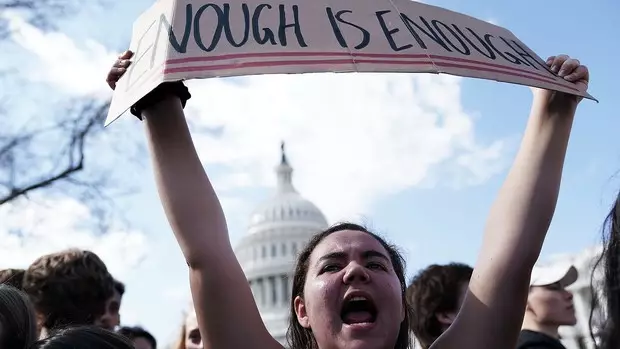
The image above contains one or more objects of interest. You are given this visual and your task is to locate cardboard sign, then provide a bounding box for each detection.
[105,0,596,126]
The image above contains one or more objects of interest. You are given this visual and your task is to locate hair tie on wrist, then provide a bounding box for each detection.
[130,81,192,119]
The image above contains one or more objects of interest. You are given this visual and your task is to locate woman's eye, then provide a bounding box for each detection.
[322,264,341,273]
[367,262,386,270]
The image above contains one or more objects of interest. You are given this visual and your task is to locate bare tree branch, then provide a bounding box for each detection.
[0,0,142,235]
[0,100,108,205]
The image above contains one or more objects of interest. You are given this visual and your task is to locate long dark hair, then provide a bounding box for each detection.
[30,326,134,349]
[0,284,37,349]
[286,222,412,349]
[590,193,620,349]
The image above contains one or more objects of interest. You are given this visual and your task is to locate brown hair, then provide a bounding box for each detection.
[0,268,25,290]
[406,263,473,349]
[22,249,114,331]
[0,284,38,349]
[286,222,412,349]
[114,279,125,296]
[592,193,620,349]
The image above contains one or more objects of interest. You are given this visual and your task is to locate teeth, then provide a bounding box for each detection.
[350,296,367,301]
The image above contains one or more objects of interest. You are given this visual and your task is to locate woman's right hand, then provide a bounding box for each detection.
[106,50,133,90]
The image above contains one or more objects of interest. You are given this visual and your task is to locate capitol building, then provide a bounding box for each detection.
[234,144,329,345]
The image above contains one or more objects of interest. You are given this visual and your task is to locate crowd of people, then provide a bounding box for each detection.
[0,50,617,349]
[0,250,199,349]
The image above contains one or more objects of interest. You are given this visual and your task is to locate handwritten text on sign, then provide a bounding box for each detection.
[106,0,594,125]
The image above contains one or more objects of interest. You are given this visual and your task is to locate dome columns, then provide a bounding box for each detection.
[249,273,291,310]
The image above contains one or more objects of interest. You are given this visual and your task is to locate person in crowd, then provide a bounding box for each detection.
[591,193,620,349]
[22,249,115,336]
[106,50,589,349]
[117,326,157,349]
[406,263,473,348]
[97,279,125,330]
[0,284,37,349]
[517,263,578,349]
[0,268,25,290]
[30,326,133,349]
[173,307,202,349]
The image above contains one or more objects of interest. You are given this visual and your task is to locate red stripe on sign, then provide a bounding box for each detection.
[166,51,428,64]
[165,51,564,84]
[163,57,578,92]
[163,58,432,74]
[428,54,556,81]
[433,61,578,91]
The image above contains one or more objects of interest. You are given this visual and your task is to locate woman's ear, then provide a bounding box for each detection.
[294,296,311,328]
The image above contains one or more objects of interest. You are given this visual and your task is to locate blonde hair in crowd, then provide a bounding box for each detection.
[171,300,195,349]
[173,319,187,349]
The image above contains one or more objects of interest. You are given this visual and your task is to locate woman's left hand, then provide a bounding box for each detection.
[533,54,589,113]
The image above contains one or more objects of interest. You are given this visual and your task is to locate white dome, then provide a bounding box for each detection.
[249,191,328,228]
[235,143,329,345]
[247,144,327,233]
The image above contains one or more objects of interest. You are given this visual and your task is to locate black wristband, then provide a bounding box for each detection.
[130,81,192,119]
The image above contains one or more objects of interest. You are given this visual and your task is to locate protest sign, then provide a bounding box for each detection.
[105,0,596,126]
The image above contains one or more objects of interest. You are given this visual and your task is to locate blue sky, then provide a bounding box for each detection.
[0,0,618,345]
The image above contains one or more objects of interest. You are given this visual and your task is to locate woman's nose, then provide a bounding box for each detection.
[343,262,370,284]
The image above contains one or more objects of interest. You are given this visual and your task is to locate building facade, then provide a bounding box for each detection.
[234,144,329,345]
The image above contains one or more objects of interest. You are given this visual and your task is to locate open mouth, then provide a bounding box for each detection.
[340,295,378,325]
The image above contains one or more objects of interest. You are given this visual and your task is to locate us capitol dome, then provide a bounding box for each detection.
[234,143,329,345]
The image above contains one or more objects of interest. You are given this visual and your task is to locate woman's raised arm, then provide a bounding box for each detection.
[107,51,282,349]
[432,55,590,349]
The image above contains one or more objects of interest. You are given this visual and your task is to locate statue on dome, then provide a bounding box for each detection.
[280,141,288,165]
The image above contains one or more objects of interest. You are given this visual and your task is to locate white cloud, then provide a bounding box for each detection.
[2,11,117,98]
[486,18,499,25]
[0,195,148,278]
[186,73,507,221]
[6,12,509,223]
